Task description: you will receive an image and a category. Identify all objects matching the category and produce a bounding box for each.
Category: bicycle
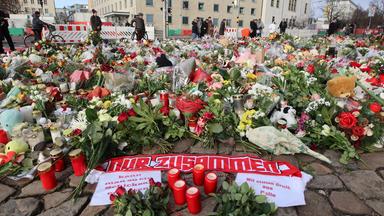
[24,25,65,48]
[130,29,149,41]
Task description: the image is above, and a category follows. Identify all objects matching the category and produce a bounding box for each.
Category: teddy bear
[327,76,356,98]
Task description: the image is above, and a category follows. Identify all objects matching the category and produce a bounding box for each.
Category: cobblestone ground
[1,139,383,216]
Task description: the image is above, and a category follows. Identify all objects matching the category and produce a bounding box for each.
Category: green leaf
[125,209,133,216]
[235,193,242,201]
[255,195,267,203]
[143,209,151,216]
[85,108,98,122]
[241,195,248,204]
[208,123,224,134]
[240,182,249,193]
[222,181,229,190]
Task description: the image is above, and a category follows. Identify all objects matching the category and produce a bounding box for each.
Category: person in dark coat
[328,20,337,36]
[219,19,226,36]
[250,19,257,38]
[90,9,102,32]
[131,13,146,40]
[32,11,48,41]
[156,54,173,68]
[279,19,288,34]
[192,18,199,40]
[201,19,208,37]
[0,11,15,53]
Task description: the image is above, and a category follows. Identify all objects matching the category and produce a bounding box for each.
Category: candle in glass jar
[69,149,87,176]
[50,125,61,144]
[204,172,218,195]
[50,148,65,172]
[188,117,198,133]
[167,168,180,189]
[193,164,205,186]
[38,162,57,190]
[173,180,187,205]
[186,187,201,214]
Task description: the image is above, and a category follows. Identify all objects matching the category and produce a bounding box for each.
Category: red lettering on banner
[135,157,151,169]
[181,156,196,171]
[263,161,281,174]
[156,156,171,169]
[195,156,209,169]
[210,156,229,170]
[229,157,251,171]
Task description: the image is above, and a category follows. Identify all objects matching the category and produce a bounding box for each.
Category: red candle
[159,90,169,107]
[204,172,218,195]
[193,164,205,186]
[173,180,187,205]
[69,149,87,176]
[186,187,201,214]
[50,148,65,172]
[38,162,57,190]
[167,168,180,189]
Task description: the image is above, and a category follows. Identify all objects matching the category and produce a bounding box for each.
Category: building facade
[19,0,56,16]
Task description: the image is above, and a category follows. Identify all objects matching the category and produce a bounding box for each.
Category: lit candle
[38,162,57,190]
[50,148,65,172]
[204,172,218,195]
[69,149,87,176]
[186,187,201,214]
[173,180,187,205]
[193,164,205,186]
[167,168,180,189]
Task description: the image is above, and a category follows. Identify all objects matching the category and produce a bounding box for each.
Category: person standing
[256,19,264,37]
[250,19,257,38]
[279,19,287,34]
[32,11,48,42]
[219,19,226,36]
[192,18,199,40]
[269,21,277,33]
[206,17,214,37]
[201,18,208,37]
[196,17,202,37]
[131,13,146,41]
[90,9,102,32]
[327,19,337,36]
[0,11,15,53]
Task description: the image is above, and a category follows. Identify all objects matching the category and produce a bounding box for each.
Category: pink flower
[203,112,214,120]
[210,82,223,90]
[195,125,204,136]
[197,117,206,128]
[311,94,321,101]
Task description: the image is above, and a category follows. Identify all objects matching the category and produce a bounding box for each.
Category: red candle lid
[174,180,186,188]
[206,173,217,180]
[194,164,204,171]
[168,168,179,175]
[187,187,199,195]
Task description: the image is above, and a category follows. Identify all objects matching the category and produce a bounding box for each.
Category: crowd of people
[191,17,214,39]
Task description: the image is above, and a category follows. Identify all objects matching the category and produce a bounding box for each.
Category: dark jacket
[90,15,102,31]
[192,20,198,34]
[219,21,226,35]
[156,54,173,68]
[131,17,145,31]
[250,21,257,31]
[201,20,208,36]
[32,15,46,30]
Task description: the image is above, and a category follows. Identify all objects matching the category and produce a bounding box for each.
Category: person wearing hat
[32,11,49,42]
[90,9,102,32]
[131,13,146,41]
[0,11,15,54]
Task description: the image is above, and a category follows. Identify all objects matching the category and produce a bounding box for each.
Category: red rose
[338,112,357,129]
[203,112,214,120]
[109,193,117,202]
[155,182,162,187]
[352,126,365,137]
[349,61,361,68]
[369,102,382,113]
[71,129,82,136]
[360,67,372,73]
[160,106,170,116]
[331,68,338,74]
[379,74,384,83]
[0,130,9,144]
[127,108,137,116]
[149,178,155,186]
[117,112,129,123]
[130,52,137,59]
[115,186,126,197]
[176,96,206,115]
[100,64,113,72]
[306,64,315,74]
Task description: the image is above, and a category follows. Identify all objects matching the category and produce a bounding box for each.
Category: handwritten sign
[235,172,312,207]
[90,171,161,206]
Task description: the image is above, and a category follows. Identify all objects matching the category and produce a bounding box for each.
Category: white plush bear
[270,105,297,128]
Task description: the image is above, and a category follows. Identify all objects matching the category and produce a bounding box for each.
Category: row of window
[145,15,239,28]
[24,0,47,4]
[288,0,297,11]
[270,0,280,8]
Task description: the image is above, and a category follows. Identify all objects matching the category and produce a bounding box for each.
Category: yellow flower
[238,122,246,131]
[223,80,231,85]
[246,73,257,80]
[103,100,112,109]
[214,99,221,104]
[129,98,135,103]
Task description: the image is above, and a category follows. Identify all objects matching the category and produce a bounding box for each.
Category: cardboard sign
[105,154,301,177]
[235,172,312,207]
[90,171,161,206]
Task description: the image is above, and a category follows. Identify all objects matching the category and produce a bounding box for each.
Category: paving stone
[0,197,41,216]
[43,188,73,210]
[218,143,234,154]
[297,191,333,216]
[19,180,63,197]
[168,195,187,213]
[102,206,114,216]
[84,183,97,194]
[0,177,33,188]
[379,170,384,179]
[170,197,217,216]
[173,138,194,153]
[365,199,384,216]
[295,154,317,164]
[339,170,384,200]
[55,167,73,182]
[39,196,88,216]
[218,137,235,146]
[190,142,217,154]
[275,207,298,216]
[272,155,299,167]
[142,145,162,154]
[358,152,384,170]
[0,183,16,203]
[323,150,342,167]
[69,174,83,187]
[234,144,247,152]
[308,175,343,190]
[308,163,333,175]
[80,205,108,216]
[329,191,371,215]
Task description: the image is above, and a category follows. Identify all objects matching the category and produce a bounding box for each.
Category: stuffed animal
[327,76,356,98]
[0,139,29,165]
[270,106,297,128]
[0,129,9,145]
[0,109,23,134]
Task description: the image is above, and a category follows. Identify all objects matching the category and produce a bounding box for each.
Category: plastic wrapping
[172,58,196,91]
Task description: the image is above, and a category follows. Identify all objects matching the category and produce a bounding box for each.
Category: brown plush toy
[327,76,356,98]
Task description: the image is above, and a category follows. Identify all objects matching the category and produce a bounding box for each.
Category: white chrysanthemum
[112,94,132,109]
[70,110,88,131]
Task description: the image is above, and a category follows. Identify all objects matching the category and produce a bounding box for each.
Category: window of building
[276,0,279,8]
[146,0,153,6]
[227,5,232,13]
[238,20,243,27]
[293,0,297,11]
[198,2,204,10]
[130,0,133,7]
[270,0,274,7]
[120,1,122,10]
[25,7,29,13]
[125,0,127,8]
[168,0,172,7]
[272,16,275,22]
[226,19,231,27]
[146,14,154,24]
[252,0,256,2]
[251,8,255,15]
[304,3,307,14]
[31,0,34,4]
[182,16,189,25]
[45,8,48,13]
[214,4,219,12]
[182,1,189,9]
[168,15,172,23]
[213,18,218,26]
[239,7,244,14]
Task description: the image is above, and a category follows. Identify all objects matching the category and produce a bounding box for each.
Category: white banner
[90,171,161,206]
[235,172,312,207]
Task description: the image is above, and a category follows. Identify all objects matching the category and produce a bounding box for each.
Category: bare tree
[0,0,22,14]
[322,0,342,21]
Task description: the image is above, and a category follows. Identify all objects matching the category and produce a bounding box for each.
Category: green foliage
[211,181,277,216]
